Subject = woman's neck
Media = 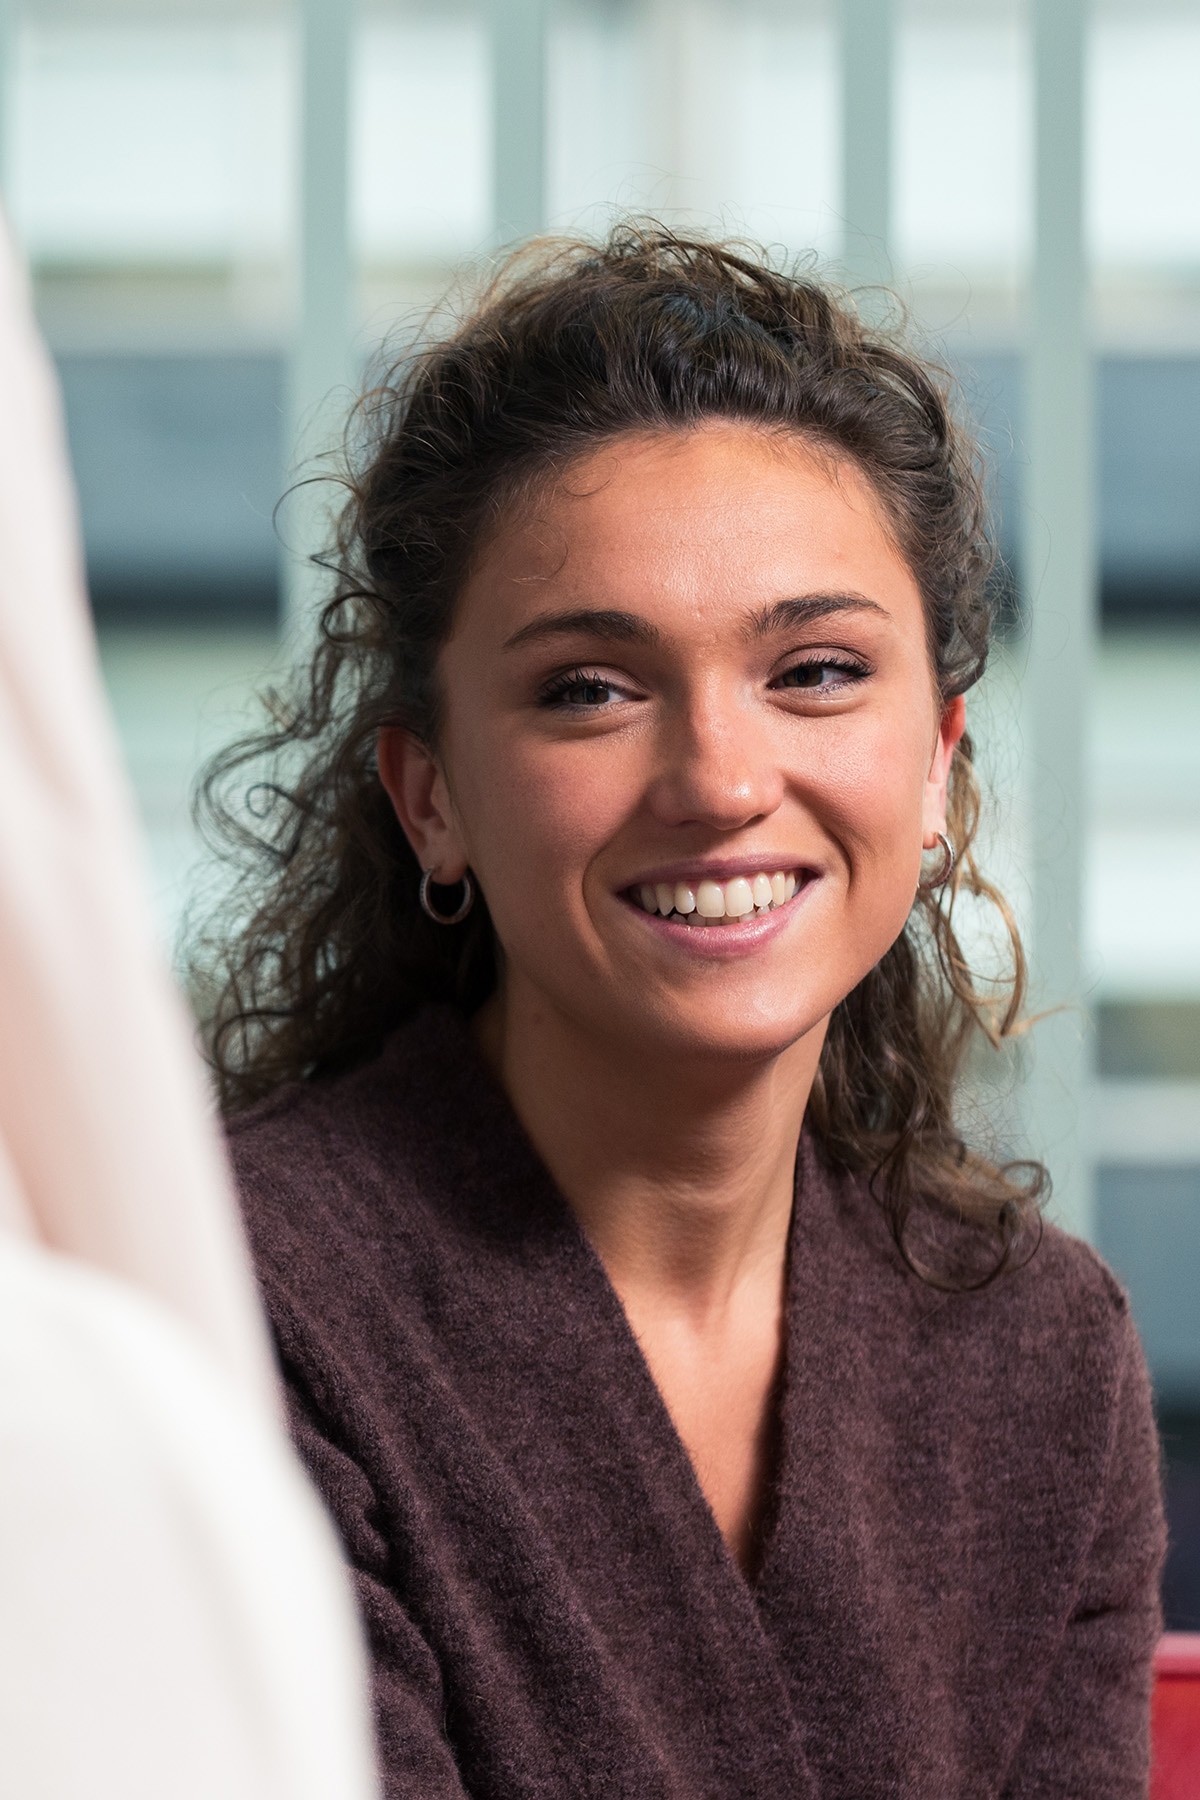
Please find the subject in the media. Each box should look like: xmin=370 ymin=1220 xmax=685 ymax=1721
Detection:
xmin=475 ymin=980 xmax=826 ymax=1575
xmin=474 ymin=983 xmax=826 ymax=1317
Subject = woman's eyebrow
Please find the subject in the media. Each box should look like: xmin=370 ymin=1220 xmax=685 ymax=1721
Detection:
xmin=503 ymin=594 xmax=886 ymax=652
xmin=748 ymin=593 xmax=890 ymax=637
xmin=503 ymin=608 xmax=663 ymax=651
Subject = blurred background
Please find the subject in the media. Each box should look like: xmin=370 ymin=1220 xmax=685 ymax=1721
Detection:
xmin=1 ymin=0 xmax=1197 ymax=1623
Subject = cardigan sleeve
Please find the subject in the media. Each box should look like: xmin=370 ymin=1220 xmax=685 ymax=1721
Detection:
xmin=1000 ymin=1308 xmax=1166 ymax=1799
xmin=280 ymin=1351 xmax=471 ymax=1800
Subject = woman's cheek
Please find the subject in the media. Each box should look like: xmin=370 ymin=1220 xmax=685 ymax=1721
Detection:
xmin=846 ymin=795 xmax=928 ymax=965
xmin=799 ymin=721 xmax=928 ymax=861
xmin=469 ymin=745 xmax=620 ymax=925
xmin=804 ymin=730 xmax=928 ymax=951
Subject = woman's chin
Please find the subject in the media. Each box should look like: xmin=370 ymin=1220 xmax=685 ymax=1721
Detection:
xmin=504 ymin=920 xmax=845 ymax=1072
xmin=593 ymin=983 xmax=832 ymax=1075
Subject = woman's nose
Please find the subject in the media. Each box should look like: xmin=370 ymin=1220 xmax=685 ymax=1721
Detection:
xmin=645 ymin=697 xmax=784 ymax=832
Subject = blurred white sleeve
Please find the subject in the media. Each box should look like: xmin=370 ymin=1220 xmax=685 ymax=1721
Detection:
xmin=0 ymin=1235 xmax=379 ymax=1800
xmin=0 ymin=199 xmax=377 ymax=1800
xmin=0 ymin=205 xmax=277 ymax=1412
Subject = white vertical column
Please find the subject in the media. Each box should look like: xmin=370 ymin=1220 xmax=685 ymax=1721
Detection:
xmin=839 ymin=0 xmax=893 ymax=286
xmin=642 ymin=0 xmax=730 ymax=224
xmin=1021 ymin=0 xmax=1095 ymax=1240
xmin=285 ymin=0 xmax=355 ymax=626
xmin=0 ymin=0 xmax=16 ymax=193
xmin=491 ymin=0 xmax=547 ymax=245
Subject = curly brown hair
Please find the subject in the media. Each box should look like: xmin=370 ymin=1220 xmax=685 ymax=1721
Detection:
xmin=196 ymin=224 xmax=1042 ymax=1283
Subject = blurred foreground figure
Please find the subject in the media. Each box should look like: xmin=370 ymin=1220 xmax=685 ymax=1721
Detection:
xmin=0 ymin=214 xmax=378 ymax=1800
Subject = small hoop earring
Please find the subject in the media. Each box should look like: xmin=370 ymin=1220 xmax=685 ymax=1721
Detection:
xmin=419 ymin=869 xmax=475 ymax=926
xmin=919 ymin=831 xmax=955 ymax=891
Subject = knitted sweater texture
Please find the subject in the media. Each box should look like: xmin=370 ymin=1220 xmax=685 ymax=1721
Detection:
xmin=230 ymin=1007 xmax=1165 ymax=1799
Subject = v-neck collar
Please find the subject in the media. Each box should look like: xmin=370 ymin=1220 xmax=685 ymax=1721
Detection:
xmin=382 ymin=1006 xmax=823 ymax=1798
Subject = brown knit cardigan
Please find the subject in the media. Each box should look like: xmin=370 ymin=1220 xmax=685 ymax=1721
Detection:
xmin=229 ymin=1006 xmax=1166 ymax=1799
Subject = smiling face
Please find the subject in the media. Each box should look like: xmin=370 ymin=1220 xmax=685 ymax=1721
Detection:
xmin=380 ymin=422 xmax=964 ymax=1071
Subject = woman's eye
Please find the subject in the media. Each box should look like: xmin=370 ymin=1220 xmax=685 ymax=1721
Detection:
xmin=774 ymin=658 xmax=866 ymax=692
xmin=538 ymin=669 xmax=624 ymax=710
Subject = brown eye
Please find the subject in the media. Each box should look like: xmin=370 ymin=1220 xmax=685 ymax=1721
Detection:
xmin=571 ymin=679 xmax=613 ymax=705
xmin=538 ymin=669 xmax=622 ymax=709
xmin=774 ymin=657 xmax=867 ymax=692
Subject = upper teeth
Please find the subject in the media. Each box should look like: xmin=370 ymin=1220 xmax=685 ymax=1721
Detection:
xmin=634 ymin=870 xmax=798 ymax=924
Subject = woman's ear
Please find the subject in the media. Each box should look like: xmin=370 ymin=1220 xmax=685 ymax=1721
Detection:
xmin=921 ymin=693 xmax=967 ymax=847
xmin=377 ymin=727 xmax=470 ymax=881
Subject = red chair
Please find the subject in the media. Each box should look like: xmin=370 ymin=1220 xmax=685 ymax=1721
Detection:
xmin=1153 ymin=1635 xmax=1200 ymax=1799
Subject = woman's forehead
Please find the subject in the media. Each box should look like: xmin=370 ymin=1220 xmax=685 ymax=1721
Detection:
xmin=458 ymin=424 xmax=920 ymax=643
xmin=543 ymin=422 xmax=883 ymax=530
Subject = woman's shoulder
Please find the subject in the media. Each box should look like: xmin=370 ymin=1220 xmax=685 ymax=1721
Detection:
xmin=228 ymin=1006 xmax=475 ymax=1192
xmin=225 ymin=1005 xmax=561 ymax=1310
xmin=813 ymin=1146 xmax=1142 ymax=1387
xmin=809 ymin=1160 xmax=1157 ymax=1525
xmin=972 ymin=1208 xmax=1136 ymax=1361
xmin=226 ymin=1012 xmax=437 ymax=1265
xmin=979 ymin=1213 xmax=1144 ymax=1404
xmin=226 ymin=1049 xmax=401 ymax=1232
xmin=1015 ymin=1212 xmax=1132 ymax=1325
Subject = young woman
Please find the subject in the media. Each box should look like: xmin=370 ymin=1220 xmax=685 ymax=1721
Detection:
xmin=207 ymin=229 xmax=1165 ymax=1799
